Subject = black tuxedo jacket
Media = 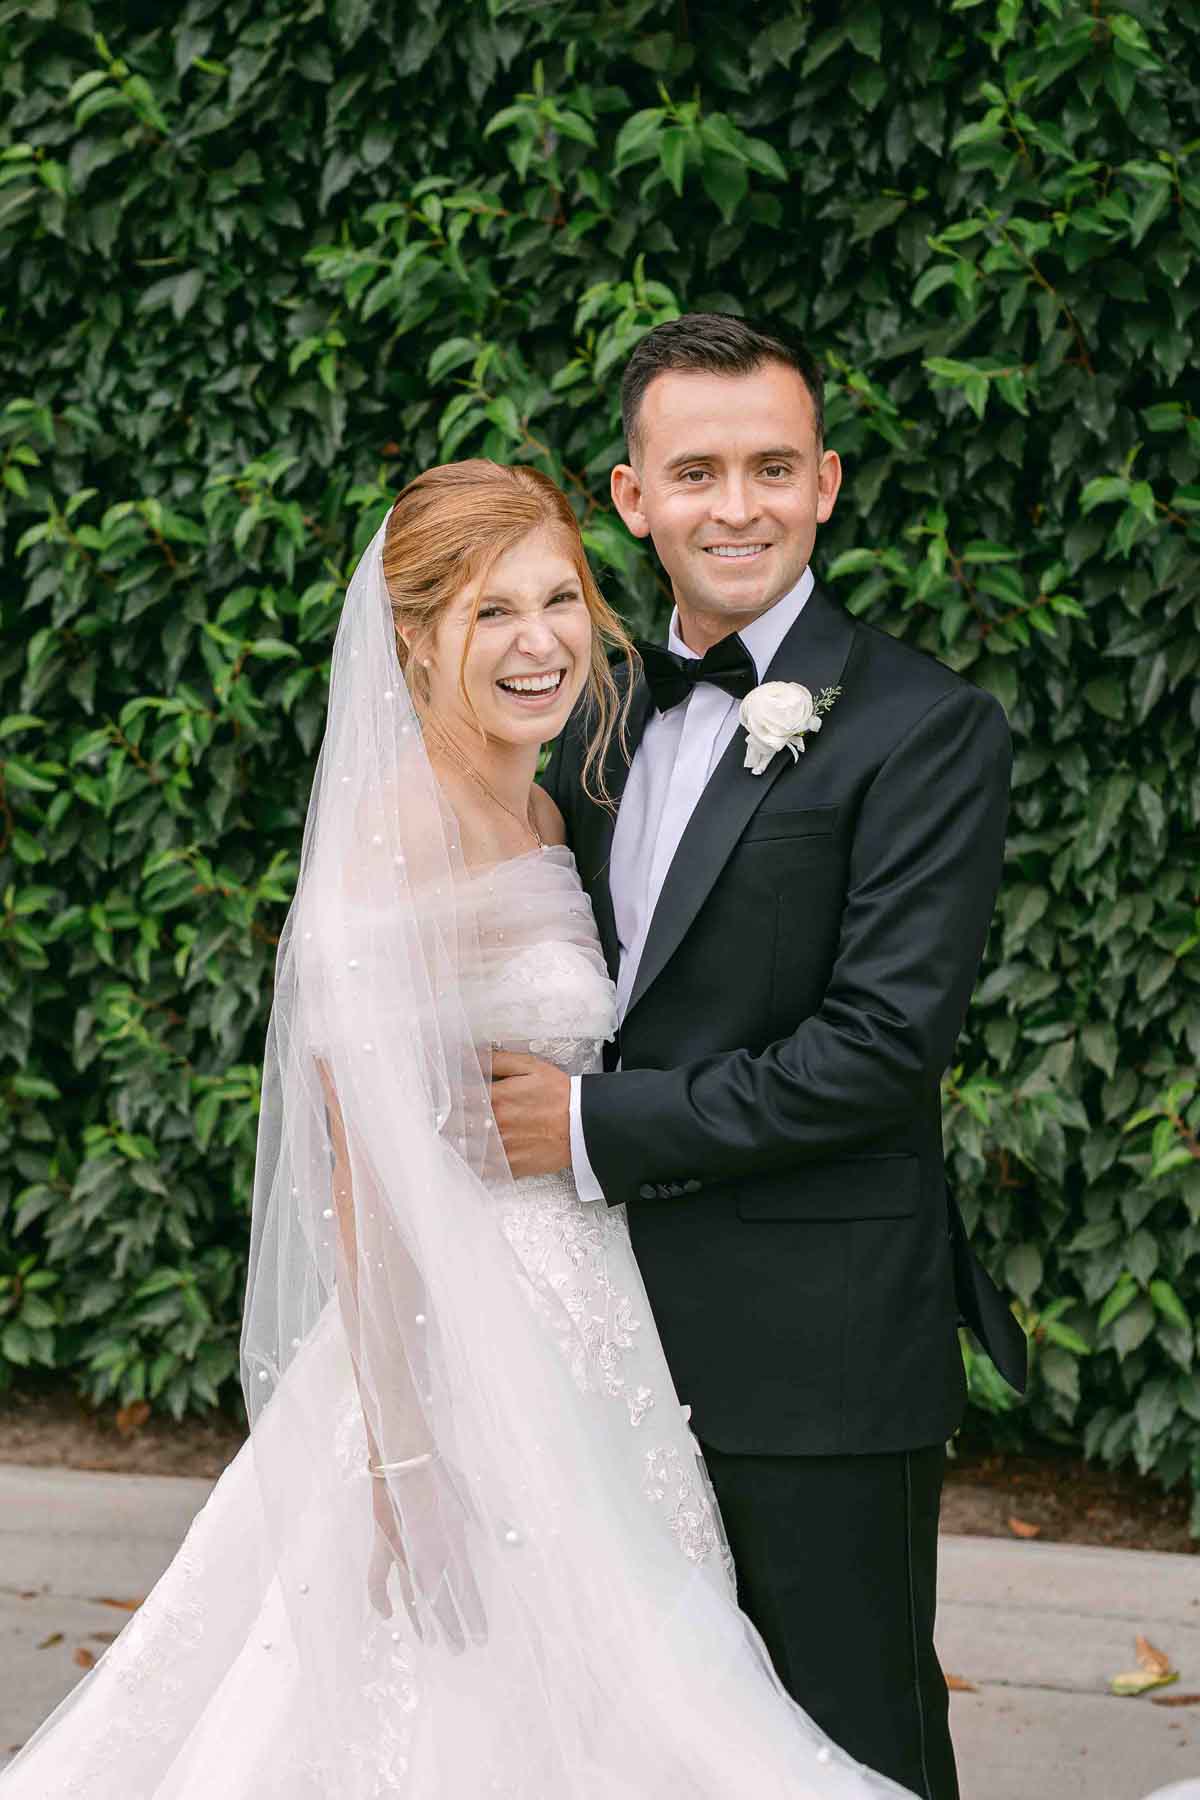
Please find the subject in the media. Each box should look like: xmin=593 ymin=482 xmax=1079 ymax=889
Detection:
xmin=543 ymin=582 xmax=1026 ymax=1457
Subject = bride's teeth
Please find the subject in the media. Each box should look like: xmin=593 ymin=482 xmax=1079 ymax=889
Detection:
xmin=498 ymin=671 xmax=564 ymax=694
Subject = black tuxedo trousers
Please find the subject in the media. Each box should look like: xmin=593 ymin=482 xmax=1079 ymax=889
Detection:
xmin=542 ymin=584 xmax=1020 ymax=1797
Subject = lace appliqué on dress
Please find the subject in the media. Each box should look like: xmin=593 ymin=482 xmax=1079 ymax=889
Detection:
xmin=500 ymin=1173 xmax=657 ymax=1431
xmin=344 ymin=1636 xmax=420 ymax=1798
xmin=642 ymin=1445 xmax=722 ymax=1568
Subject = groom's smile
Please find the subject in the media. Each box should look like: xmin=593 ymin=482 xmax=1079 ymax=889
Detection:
xmin=611 ymin=359 xmax=842 ymax=656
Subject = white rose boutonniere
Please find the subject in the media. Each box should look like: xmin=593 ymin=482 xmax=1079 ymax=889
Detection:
xmin=739 ymin=681 xmax=842 ymax=775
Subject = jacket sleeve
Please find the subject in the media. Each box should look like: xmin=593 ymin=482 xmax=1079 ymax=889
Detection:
xmin=538 ymin=719 xmax=576 ymax=837
xmin=579 ymin=684 xmax=1012 ymax=1203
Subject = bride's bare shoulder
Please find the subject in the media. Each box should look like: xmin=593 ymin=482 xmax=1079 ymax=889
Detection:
xmin=530 ymin=781 xmax=567 ymax=848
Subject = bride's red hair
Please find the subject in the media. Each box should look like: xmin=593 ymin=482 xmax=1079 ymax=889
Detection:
xmin=382 ymin=459 xmax=635 ymax=805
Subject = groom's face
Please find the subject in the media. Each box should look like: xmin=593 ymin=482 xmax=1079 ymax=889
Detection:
xmin=611 ymin=361 xmax=841 ymax=648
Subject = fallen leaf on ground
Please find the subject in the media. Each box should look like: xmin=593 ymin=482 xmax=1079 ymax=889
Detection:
xmin=1007 ymin=1514 xmax=1041 ymax=1539
xmin=1110 ymin=1639 xmax=1179 ymax=1698
xmin=89 ymin=1596 xmax=143 ymax=1612
xmin=1110 ymin=1668 xmax=1179 ymax=1696
xmin=1152 ymin=1693 xmax=1200 ymax=1708
xmin=115 ymin=1400 xmax=151 ymax=1437
xmin=945 ymin=1673 xmax=978 ymax=1692
xmin=72 ymin=1647 xmax=96 ymax=1670
xmin=1136 ymin=1635 xmax=1173 ymax=1677
xmin=35 ymin=1632 xmax=63 ymax=1650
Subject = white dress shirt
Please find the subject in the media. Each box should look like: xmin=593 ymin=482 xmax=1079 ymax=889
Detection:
xmin=567 ymin=567 xmax=814 ymax=1202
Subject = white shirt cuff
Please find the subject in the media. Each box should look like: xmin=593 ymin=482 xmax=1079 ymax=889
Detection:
xmin=569 ymin=1076 xmax=605 ymax=1203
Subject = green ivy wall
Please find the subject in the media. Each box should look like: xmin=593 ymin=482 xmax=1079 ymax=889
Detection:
xmin=1 ymin=0 xmax=1197 ymax=1520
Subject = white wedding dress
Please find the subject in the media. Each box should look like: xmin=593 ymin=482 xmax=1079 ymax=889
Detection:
xmin=2 ymin=845 xmax=912 ymax=1799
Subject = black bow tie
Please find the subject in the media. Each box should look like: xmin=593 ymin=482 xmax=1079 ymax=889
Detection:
xmin=635 ymin=633 xmax=758 ymax=714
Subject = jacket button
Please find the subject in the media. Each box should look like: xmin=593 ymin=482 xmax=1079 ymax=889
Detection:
xmin=683 ymin=1179 xmax=701 ymax=1194
xmin=638 ymin=1183 xmax=656 ymax=1199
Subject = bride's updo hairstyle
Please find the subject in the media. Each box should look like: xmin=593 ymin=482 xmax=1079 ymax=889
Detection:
xmin=382 ymin=459 xmax=636 ymax=804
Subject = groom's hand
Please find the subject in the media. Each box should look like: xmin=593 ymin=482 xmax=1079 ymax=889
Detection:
xmin=489 ymin=1051 xmax=572 ymax=1178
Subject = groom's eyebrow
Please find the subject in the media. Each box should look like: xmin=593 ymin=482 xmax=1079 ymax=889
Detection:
xmin=662 ymin=445 xmax=804 ymax=471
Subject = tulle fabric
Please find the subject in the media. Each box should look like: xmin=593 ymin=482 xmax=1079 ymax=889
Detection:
xmin=0 ymin=522 xmax=913 ymax=1799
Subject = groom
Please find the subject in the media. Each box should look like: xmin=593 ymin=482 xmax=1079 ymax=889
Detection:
xmin=492 ymin=313 xmax=1025 ymax=1799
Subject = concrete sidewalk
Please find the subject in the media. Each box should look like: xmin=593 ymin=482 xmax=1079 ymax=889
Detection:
xmin=937 ymin=1534 xmax=1199 ymax=1798
xmin=1 ymin=1462 xmax=1197 ymax=1796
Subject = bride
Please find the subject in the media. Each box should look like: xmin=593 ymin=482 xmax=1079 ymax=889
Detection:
xmin=1 ymin=460 xmax=913 ymax=1798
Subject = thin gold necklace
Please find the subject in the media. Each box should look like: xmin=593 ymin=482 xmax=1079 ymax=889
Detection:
xmin=423 ymin=713 xmax=544 ymax=850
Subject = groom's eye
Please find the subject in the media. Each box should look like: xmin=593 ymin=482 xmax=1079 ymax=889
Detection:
xmin=680 ymin=468 xmax=711 ymax=483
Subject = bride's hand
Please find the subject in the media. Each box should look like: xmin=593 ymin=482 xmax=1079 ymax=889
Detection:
xmin=367 ymin=1459 xmax=487 ymax=1652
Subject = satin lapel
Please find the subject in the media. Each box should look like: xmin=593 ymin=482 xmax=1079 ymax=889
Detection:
xmin=582 ymin=674 xmax=653 ymax=980
xmin=623 ymin=584 xmax=856 ymax=1023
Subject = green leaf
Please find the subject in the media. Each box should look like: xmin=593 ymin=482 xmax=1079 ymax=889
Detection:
xmin=1005 ymin=1242 xmax=1042 ymax=1308
xmin=844 ymin=3 xmax=882 ymax=59
xmin=1042 ymin=1320 xmax=1091 ymax=1357
xmin=850 ymin=197 xmax=907 ymax=244
xmin=1082 ymin=676 xmax=1125 ymax=721
xmin=171 ymin=270 xmax=204 ymax=323
xmin=801 ymin=27 xmax=847 ymax=77
xmin=1129 ymin=180 xmax=1170 ymax=248
xmin=1097 ymin=1274 xmax=1139 ymax=1331
xmin=1148 ymin=1280 xmax=1191 ymax=1334
xmin=974 ymin=657 xmax=1017 ymax=716
xmin=549 ymin=108 xmax=597 ymax=149
xmin=67 ymin=68 xmax=111 ymax=104
xmin=10 ymin=1072 xmax=60 ymax=1100
xmin=659 ymin=127 xmax=688 ymax=198
xmin=483 ymin=395 xmax=523 ymax=443
xmin=613 ymin=108 xmax=665 ymax=172
xmin=0 ymin=713 xmax=44 ymax=740
xmin=76 ymin=86 xmax=129 ymax=127
xmin=912 ymin=264 xmax=958 ymax=308
xmin=39 ymin=160 xmax=68 ymax=199
xmin=427 ymin=337 xmax=478 ymax=384
xmin=1111 ymin=1296 xmax=1156 ymax=1359
xmin=1079 ymin=476 xmax=1129 ymax=514
xmin=961 ymin=541 xmax=1021 ymax=564
xmin=700 ymin=152 xmax=749 ymax=224
xmin=248 ymin=638 xmax=301 ymax=661
xmin=848 ymin=65 xmax=887 ymax=112
xmin=1080 ymin=1022 xmax=1118 ymax=1080
xmin=738 ymin=136 xmax=787 ymax=183
xmin=826 ymin=548 xmax=879 ymax=579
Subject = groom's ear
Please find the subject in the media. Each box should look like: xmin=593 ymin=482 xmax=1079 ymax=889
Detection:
xmin=610 ymin=462 xmax=651 ymax=540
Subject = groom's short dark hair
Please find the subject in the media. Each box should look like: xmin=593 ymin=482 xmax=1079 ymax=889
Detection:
xmin=620 ymin=313 xmax=824 ymax=462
